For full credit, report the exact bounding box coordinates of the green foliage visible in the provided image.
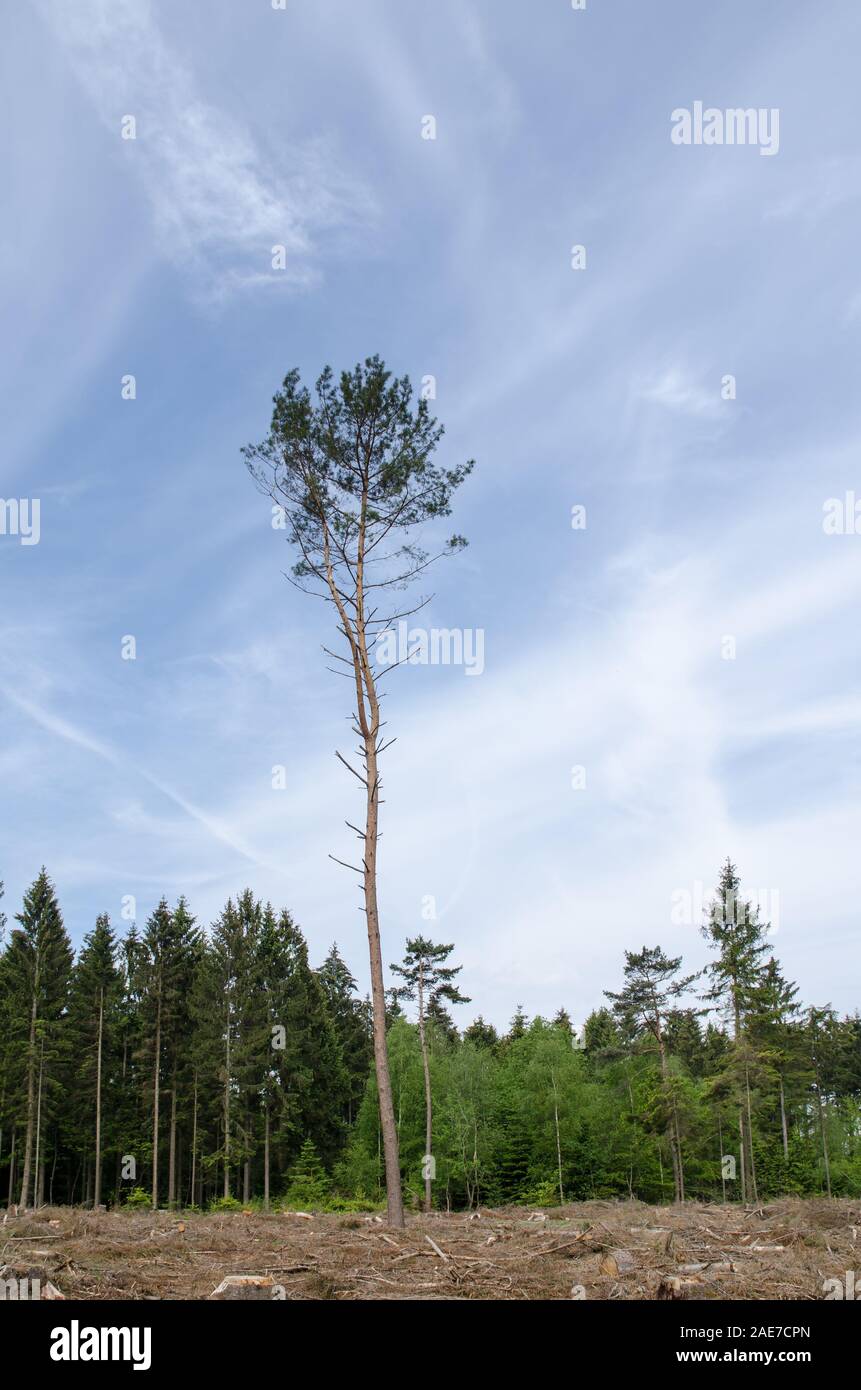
[122,1187,152,1209]
[0,862,858,1213]
[242,357,475,594]
[520,1178,563,1207]
[281,1139,332,1210]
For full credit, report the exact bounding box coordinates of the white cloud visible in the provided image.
[0,683,274,871]
[635,366,726,419]
[35,0,372,298]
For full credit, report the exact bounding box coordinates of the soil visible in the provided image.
[1,1197,858,1300]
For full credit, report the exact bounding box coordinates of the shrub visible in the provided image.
[209,1194,243,1213]
[281,1138,332,1211]
[518,1178,562,1207]
[122,1187,151,1210]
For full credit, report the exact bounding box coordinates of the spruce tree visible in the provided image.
[506,1006,528,1044]
[66,913,121,1207]
[701,861,771,1202]
[318,943,373,1125]
[284,1137,331,1209]
[202,892,265,1201]
[140,898,202,1207]
[463,1016,499,1050]
[163,898,201,1206]
[491,1101,531,1205]
[6,870,73,1208]
[747,957,803,1165]
[265,909,348,1171]
[115,922,147,1204]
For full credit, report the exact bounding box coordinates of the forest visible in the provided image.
[1,860,858,1214]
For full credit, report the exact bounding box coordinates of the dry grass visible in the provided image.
[1,1197,858,1300]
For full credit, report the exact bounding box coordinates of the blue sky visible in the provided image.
[2,0,860,1030]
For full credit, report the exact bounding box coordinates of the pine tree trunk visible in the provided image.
[49,1141,58,1205]
[190,1072,198,1208]
[243,1158,251,1205]
[657,1030,682,1203]
[362,727,404,1227]
[810,1041,832,1197]
[551,1072,564,1207]
[745,1063,758,1204]
[19,975,39,1209]
[94,989,104,1208]
[151,995,162,1208]
[264,1107,270,1212]
[7,1127,16,1209]
[117,1026,127,1202]
[733,993,747,1203]
[168,1076,177,1207]
[323,516,404,1228]
[669,1136,681,1203]
[223,1000,231,1199]
[817,1086,832,1197]
[778,1075,789,1164]
[418,968,433,1214]
[673,1105,685,1202]
[34,1042,44,1208]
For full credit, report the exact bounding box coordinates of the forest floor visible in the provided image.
[2,1196,858,1300]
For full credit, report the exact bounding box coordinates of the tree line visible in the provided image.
[0,861,858,1212]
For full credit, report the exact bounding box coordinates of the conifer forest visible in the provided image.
[1,861,858,1215]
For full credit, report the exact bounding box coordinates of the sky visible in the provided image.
[2,0,860,1033]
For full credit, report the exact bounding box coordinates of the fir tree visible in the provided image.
[506,1006,528,1044]
[463,1016,499,1050]
[66,913,121,1207]
[265,909,348,1171]
[6,870,73,1208]
[318,943,372,1125]
[701,861,772,1202]
[284,1137,331,1209]
[140,898,201,1207]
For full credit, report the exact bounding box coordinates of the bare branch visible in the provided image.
[328,853,364,876]
[335,750,368,787]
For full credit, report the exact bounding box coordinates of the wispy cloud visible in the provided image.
[35,0,372,298]
[0,684,272,870]
[635,366,726,419]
